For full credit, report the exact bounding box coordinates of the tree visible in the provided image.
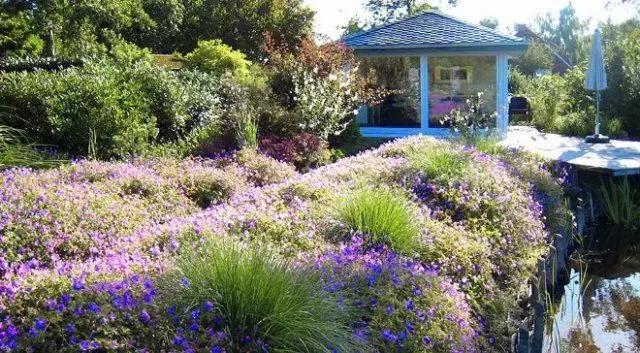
[0,11,43,57]
[511,41,554,76]
[360,0,457,27]
[0,0,154,57]
[180,0,314,59]
[535,3,589,65]
[479,17,498,30]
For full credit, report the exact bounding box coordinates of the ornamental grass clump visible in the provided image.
[600,177,640,230]
[167,240,359,353]
[337,188,419,253]
[408,146,470,181]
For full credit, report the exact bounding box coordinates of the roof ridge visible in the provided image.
[341,10,524,44]
[424,10,523,42]
[340,11,429,42]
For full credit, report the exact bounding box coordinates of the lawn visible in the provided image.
[0,136,569,352]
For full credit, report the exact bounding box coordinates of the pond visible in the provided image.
[544,226,640,353]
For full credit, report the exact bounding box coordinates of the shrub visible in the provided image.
[317,238,480,352]
[336,188,419,252]
[0,56,83,73]
[167,240,359,352]
[266,37,364,140]
[259,132,331,172]
[235,148,297,187]
[234,111,258,150]
[178,166,247,208]
[0,60,221,157]
[184,39,251,77]
[555,110,594,137]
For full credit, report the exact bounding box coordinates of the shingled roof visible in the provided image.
[343,11,528,51]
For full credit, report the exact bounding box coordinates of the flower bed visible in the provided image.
[0,136,568,352]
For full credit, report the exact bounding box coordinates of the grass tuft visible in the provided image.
[409,146,470,180]
[0,124,64,170]
[600,177,640,230]
[167,240,359,353]
[337,188,419,252]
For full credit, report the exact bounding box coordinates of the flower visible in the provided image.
[139,310,151,324]
[34,318,47,331]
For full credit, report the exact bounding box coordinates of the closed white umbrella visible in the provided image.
[584,29,610,143]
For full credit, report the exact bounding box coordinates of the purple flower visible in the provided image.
[34,318,47,331]
[139,310,151,324]
[381,329,398,343]
[405,300,414,311]
[87,302,100,314]
[203,301,215,312]
[181,278,191,288]
[72,279,85,291]
[190,309,200,320]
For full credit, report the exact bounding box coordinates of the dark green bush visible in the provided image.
[0,60,221,158]
[0,57,84,73]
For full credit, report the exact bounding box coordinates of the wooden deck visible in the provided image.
[501,126,640,176]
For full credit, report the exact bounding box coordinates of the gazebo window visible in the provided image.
[356,57,421,128]
[428,56,497,128]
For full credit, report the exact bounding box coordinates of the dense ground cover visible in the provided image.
[0,136,569,352]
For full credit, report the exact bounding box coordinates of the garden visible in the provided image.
[0,0,620,352]
[0,136,571,352]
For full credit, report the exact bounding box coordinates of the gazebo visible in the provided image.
[343,11,529,138]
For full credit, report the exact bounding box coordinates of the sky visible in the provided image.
[304,0,639,40]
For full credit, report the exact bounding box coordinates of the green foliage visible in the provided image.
[168,240,359,352]
[180,0,314,59]
[479,17,499,29]
[600,177,640,230]
[184,39,251,77]
[235,148,298,187]
[0,11,43,57]
[0,60,221,157]
[234,112,258,150]
[362,0,458,27]
[0,123,64,170]
[512,41,554,76]
[535,3,589,65]
[0,56,83,72]
[0,0,314,60]
[409,145,469,180]
[337,188,419,252]
[601,21,640,136]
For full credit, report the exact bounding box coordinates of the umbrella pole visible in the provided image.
[596,91,601,135]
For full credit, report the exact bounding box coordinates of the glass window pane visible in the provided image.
[356,57,421,128]
[428,56,497,128]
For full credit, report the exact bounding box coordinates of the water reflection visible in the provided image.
[545,226,640,353]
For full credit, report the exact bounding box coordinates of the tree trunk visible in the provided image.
[43,28,56,57]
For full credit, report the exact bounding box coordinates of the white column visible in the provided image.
[420,55,429,133]
[496,54,509,134]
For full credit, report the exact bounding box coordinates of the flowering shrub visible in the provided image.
[0,136,568,353]
[317,238,480,352]
[259,132,331,172]
[265,36,363,140]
